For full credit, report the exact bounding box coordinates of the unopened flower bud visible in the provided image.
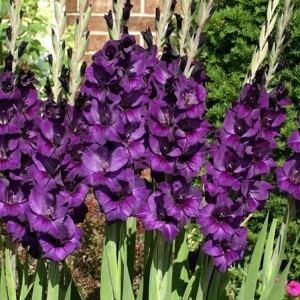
[104,10,113,30]
[155,7,160,22]
[48,54,53,67]
[175,13,183,31]
[67,47,72,59]
[123,0,133,22]
[18,41,28,58]
[6,26,12,41]
[80,61,87,77]
[141,27,153,47]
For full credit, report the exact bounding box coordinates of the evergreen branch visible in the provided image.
[51,0,67,102]
[68,0,92,105]
[265,0,294,87]
[244,0,279,84]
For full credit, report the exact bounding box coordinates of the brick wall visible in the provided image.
[66,0,161,57]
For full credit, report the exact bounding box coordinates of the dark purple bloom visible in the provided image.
[197,194,243,240]
[0,72,21,100]
[202,228,247,273]
[38,118,69,159]
[148,136,182,174]
[174,75,207,119]
[39,226,83,261]
[0,103,20,134]
[175,119,210,150]
[287,129,300,153]
[277,156,300,200]
[0,135,21,171]
[82,143,129,186]
[176,144,206,179]
[136,191,180,241]
[95,168,149,222]
[0,178,29,220]
[27,186,70,237]
[83,100,124,144]
[159,179,202,226]
[148,99,175,137]
[206,147,246,190]
[238,180,274,212]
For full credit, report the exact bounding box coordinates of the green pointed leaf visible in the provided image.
[172,230,190,300]
[0,259,8,300]
[241,214,269,300]
[262,219,277,288]
[32,259,46,300]
[46,261,60,300]
[5,247,16,300]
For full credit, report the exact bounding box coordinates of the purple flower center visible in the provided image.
[290,168,300,184]
[0,109,10,125]
[220,240,230,251]
[105,45,118,60]
[184,93,194,106]
[2,78,13,93]
[6,190,17,204]
[176,192,187,204]
[226,162,234,172]
[0,147,7,160]
[53,133,62,146]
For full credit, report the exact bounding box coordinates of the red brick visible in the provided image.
[145,0,181,14]
[145,0,160,14]
[129,0,141,13]
[86,0,141,14]
[87,34,110,52]
[66,0,78,12]
[67,15,108,31]
[127,16,155,32]
[88,0,111,13]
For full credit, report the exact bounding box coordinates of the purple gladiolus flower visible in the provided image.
[159,179,202,226]
[39,227,83,261]
[0,178,29,220]
[136,191,180,242]
[277,155,300,200]
[0,72,21,100]
[95,168,149,222]
[0,135,21,170]
[197,194,243,240]
[202,228,247,273]
[82,143,129,186]
[287,129,300,153]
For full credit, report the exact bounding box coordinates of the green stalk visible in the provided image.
[149,231,172,300]
[172,229,190,299]
[100,221,135,300]
[4,237,16,300]
[46,261,60,300]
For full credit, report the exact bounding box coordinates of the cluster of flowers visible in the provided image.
[79,33,156,222]
[0,59,89,261]
[1,32,291,271]
[80,33,210,241]
[135,52,210,240]
[277,117,300,200]
[197,81,290,272]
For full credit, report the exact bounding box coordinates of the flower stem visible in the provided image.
[149,231,172,300]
